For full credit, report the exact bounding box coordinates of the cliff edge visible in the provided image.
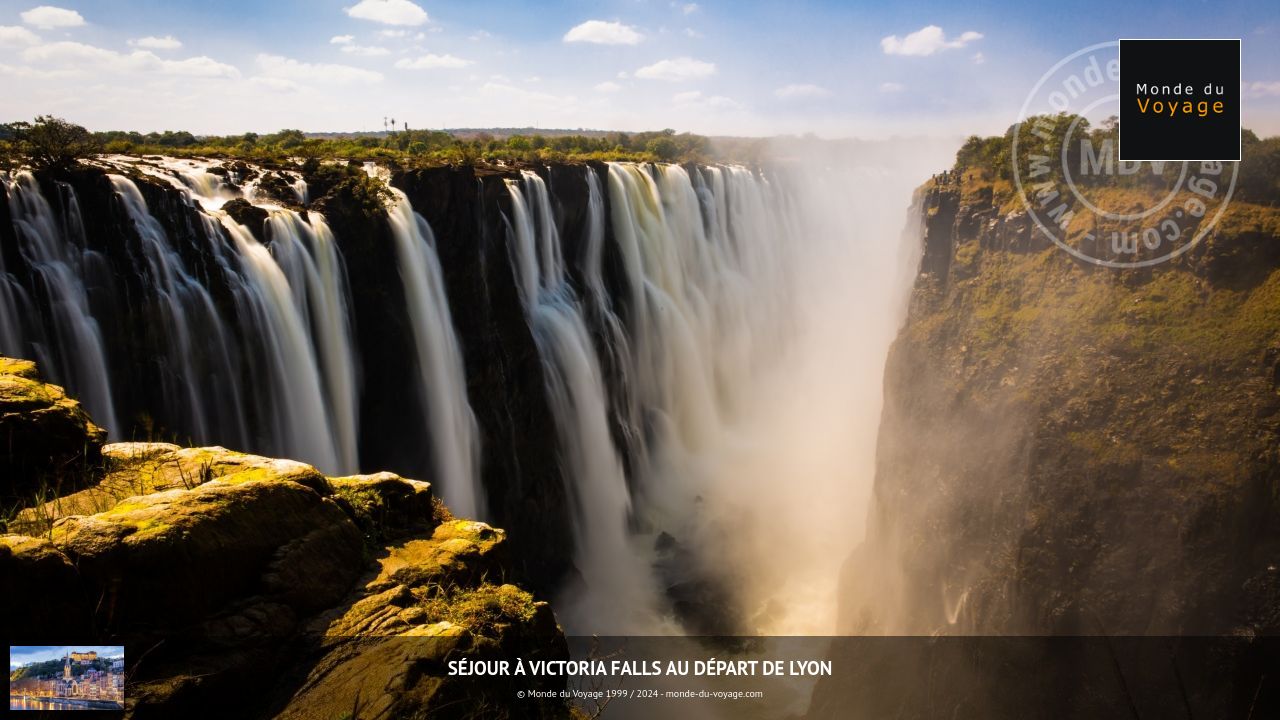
[1,357,570,719]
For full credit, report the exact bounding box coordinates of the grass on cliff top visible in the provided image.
[928,237,1280,368]
[416,583,538,638]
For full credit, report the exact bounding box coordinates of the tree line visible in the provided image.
[0,116,720,170]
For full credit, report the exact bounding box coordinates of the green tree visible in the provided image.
[13,116,101,170]
[646,136,679,161]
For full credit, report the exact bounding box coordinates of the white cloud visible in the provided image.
[249,76,302,92]
[129,35,182,50]
[23,41,239,78]
[379,29,408,38]
[159,55,241,78]
[880,25,983,56]
[635,56,716,81]
[683,27,703,39]
[394,53,472,69]
[594,80,621,92]
[341,44,391,56]
[330,35,355,45]
[478,81,572,108]
[0,25,40,46]
[345,0,429,26]
[256,53,382,84]
[971,52,985,65]
[879,82,904,93]
[20,5,85,30]
[469,30,492,41]
[774,83,831,99]
[680,3,700,14]
[564,20,643,46]
[673,89,739,110]
[1245,80,1280,98]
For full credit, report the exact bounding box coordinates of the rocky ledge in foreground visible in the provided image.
[1,358,568,719]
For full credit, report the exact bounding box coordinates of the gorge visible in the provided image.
[6,129,1278,718]
[0,143,946,646]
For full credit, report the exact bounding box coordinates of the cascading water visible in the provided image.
[2,171,119,433]
[216,216,345,474]
[3,149,946,640]
[505,170,664,633]
[154,165,361,475]
[600,156,936,635]
[266,211,360,473]
[110,174,242,445]
[385,188,482,519]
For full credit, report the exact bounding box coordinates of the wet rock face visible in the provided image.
[0,357,106,506]
[221,198,268,241]
[394,166,575,593]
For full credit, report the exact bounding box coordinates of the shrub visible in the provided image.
[11,116,102,170]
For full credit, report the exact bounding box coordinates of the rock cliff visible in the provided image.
[812,148,1280,718]
[0,357,569,719]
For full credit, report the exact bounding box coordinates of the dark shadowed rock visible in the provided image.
[0,357,106,508]
[221,198,269,242]
[0,534,93,639]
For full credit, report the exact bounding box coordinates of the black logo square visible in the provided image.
[1119,39,1241,161]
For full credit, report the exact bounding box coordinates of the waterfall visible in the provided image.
[109,175,249,446]
[385,188,482,519]
[152,165,361,475]
[216,216,345,474]
[2,172,119,433]
[2,152,942,637]
[504,170,662,633]
[266,211,360,474]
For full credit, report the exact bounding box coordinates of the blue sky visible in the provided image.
[0,0,1277,137]
[9,646,125,669]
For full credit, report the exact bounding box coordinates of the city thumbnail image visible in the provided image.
[9,646,125,711]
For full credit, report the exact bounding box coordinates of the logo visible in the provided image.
[1012,41,1237,268]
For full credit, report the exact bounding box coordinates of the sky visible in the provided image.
[9,646,125,669]
[0,0,1278,138]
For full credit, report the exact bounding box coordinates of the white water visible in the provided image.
[217,216,345,473]
[601,156,939,635]
[385,188,482,518]
[3,172,119,433]
[110,174,241,443]
[153,166,361,475]
[4,149,948,639]
[505,170,665,633]
[267,211,360,473]
[511,153,945,637]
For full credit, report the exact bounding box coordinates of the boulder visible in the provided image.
[0,361,568,719]
[0,534,92,639]
[10,442,329,535]
[221,198,268,242]
[53,473,361,636]
[0,357,106,507]
[329,471,437,540]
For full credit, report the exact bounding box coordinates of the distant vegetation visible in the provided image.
[10,656,115,681]
[949,113,1280,206]
[0,116,726,170]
